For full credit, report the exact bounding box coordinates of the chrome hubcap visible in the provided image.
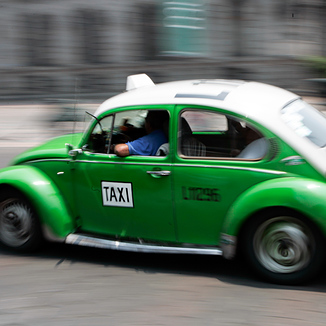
[253,217,312,273]
[0,198,33,247]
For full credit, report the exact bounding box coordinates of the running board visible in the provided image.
[65,234,223,256]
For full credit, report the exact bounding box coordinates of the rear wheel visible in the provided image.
[244,210,324,284]
[0,191,43,251]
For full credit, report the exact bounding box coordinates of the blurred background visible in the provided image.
[0,0,326,147]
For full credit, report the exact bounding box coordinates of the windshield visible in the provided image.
[281,99,326,148]
[85,109,150,153]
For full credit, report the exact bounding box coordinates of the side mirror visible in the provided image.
[66,143,82,159]
[65,143,73,153]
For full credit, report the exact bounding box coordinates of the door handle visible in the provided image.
[146,170,171,176]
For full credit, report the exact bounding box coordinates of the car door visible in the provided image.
[71,107,176,242]
[173,105,281,246]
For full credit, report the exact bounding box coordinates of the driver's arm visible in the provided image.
[114,143,130,157]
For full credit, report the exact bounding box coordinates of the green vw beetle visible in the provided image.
[1,74,326,284]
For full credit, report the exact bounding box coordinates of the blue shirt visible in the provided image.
[127,129,167,156]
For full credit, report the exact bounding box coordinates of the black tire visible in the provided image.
[243,209,325,285]
[0,190,43,252]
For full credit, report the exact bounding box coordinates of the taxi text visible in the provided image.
[102,181,134,207]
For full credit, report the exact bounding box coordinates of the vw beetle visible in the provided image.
[1,74,326,284]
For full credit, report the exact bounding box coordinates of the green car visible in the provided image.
[1,74,326,284]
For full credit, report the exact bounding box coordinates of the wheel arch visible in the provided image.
[221,177,326,258]
[0,166,75,240]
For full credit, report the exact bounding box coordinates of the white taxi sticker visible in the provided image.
[101,181,134,208]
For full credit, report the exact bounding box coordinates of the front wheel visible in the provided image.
[243,210,325,284]
[0,192,43,251]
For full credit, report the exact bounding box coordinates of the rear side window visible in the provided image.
[178,109,267,160]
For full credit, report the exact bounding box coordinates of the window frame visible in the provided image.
[177,107,268,161]
[83,107,171,157]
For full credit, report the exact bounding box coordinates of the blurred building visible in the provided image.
[0,0,325,101]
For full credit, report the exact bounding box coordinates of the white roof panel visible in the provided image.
[95,77,298,123]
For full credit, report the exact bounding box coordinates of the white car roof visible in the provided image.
[95,74,299,130]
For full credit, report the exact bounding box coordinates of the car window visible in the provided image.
[86,111,148,154]
[87,115,114,153]
[281,99,326,148]
[86,109,169,155]
[178,109,268,159]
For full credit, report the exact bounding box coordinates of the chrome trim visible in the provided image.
[25,159,70,164]
[281,155,306,166]
[65,234,223,256]
[26,158,172,167]
[147,170,171,176]
[26,159,284,175]
[75,160,173,167]
[175,164,286,175]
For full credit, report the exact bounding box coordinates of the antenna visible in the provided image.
[73,78,78,133]
[72,77,79,145]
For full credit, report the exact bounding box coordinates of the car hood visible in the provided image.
[10,133,83,166]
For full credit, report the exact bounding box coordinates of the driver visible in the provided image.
[114,110,168,157]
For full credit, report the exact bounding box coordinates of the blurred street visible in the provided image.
[0,102,99,149]
[1,230,326,326]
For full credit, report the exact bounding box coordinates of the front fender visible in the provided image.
[223,177,326,238]
[0,165,75,239]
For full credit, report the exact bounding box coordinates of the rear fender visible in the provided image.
[223,177,326,236]
[221,177,326,258]
[0,165,75,239]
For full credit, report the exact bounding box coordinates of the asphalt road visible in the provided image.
[1,147,326,326]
